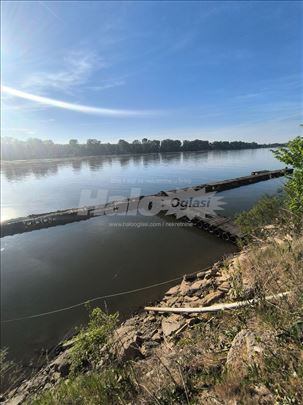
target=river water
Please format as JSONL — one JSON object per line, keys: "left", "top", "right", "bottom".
{"left": 1, "top": 149, "right": 286, "bottom": 365}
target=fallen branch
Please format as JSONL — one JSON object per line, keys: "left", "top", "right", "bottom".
{"left": 145, "top": 291, "right": 291, "bottom": 314}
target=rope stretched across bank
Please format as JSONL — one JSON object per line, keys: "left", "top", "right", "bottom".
{"left": 1, "top": 266, "right": 212, "bottom": 323}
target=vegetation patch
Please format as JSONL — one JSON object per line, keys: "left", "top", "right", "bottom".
{"left": 68, "top": 307, "right": 119, "bottom": 375}
{"left": 29, "top": 368, "right": 137, "bottom": 405}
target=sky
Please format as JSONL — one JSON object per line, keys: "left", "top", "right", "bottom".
{"left": 1, "top": 1, "right": 302, "bottom": 143}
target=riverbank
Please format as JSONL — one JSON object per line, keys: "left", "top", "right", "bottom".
{"left": 4, "top": 229, "right": 302, "bottom": 404}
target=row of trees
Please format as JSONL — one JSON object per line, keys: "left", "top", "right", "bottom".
{"left": 1, "top": 137, "right": 285, "bottom": 161}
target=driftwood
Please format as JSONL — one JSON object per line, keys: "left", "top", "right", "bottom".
{"left": 144, "top": 291, "right": 291, "bottom": 314}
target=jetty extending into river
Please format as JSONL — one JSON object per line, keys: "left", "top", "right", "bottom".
{"left": 1, "top": 168, "right": 292, "bottom": 242}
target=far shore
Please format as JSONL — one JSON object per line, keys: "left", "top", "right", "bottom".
{"left": 0, "top": 146, "right": 276, "bottom": 166}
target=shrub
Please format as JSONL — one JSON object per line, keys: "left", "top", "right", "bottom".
{"left": 68, "top": 307, "right": 119, "bottom": 375}
{"left": 0, "top": 349, "right": 24, "bottom": 394}
{"left": 29, "top": 308, "right": 137, "bottom": 404}
{"left": 273, "top": 136, "right": 303, "bottom": 231}
{"left": 235, "top": 194, "right": 286, "bottom": 237}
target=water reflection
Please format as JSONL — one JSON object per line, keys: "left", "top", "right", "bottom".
{"left": 160, "top": 152, "right": 182, "bottom": 164}
{"left": 132, "top": 155, "right": 143, "bottom": 166}
{"left": 118, "top": 155, "right": 133, "bottom": 167}
{"left": 0, "top": 149, "right": 267, "bottom": 183}
{"left": 211, "top": 149, "right": 258, "bottom": 161}
{"left": 2, "top": 153, "right": 182, "bottom": 182}
{"left": 142, "top": 153, "right": 161, "bottom": 166}
{"left": 87, "top": 157, "right": 105, "bottom": 172}
{"left": 183, "top": 151, "right": 209, "bottom": 163}
{"left": 71, "top": 160, "right": 83, "bottom": 172}
{"left": 1, "top": 156, "right": 109, "bottom": 182}
{"left": 2, "top": 161, "right": 62, "bottom": 182}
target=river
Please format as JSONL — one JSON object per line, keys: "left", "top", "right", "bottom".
{"left": 1, "top": 148, "right": 286, "bottom": 365}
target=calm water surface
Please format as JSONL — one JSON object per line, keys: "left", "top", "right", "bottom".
{"left": 1, "top": 149, "right": 286, "bottom": 364}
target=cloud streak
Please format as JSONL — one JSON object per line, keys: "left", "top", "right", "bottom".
{"left": 38, "top": 1, "right": 64, "bottom": 23}
{"left": 23, "top": 51, "right": 105, "bottom": 94}
{"left": 88, "top": 79, "right": 126, "bottom": 91}
{"left": 1, "top": 85, "right": 156, "bottom": 117}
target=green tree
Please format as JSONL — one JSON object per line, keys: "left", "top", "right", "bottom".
{"left": 160, "top": 139, "right": 181, "bottom": 152}
{"left": 117, "top": 139, "right": 130, "bottom": 154}
{"left": 86, "top": 139, "right": 100, "bottom": 146}
{"left": 273, "top": 136, "right": 303, "bottom": 228}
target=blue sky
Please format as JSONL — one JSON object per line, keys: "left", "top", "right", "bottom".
{"left": 1, "top": 1, "right": 302, "bottom": 143}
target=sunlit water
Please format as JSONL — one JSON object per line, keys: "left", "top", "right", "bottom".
{"left": 1, "top": 149, "right": 286, "bottom": 365}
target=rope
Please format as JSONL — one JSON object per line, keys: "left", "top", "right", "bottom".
{"left": 1, "top": 266, "right": 212, "bottom": 323}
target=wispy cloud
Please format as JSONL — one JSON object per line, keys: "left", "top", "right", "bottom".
{"left": 1, "top": 128, "right": 37, "bottom": 135}
{"left": 88, "top": 79, "right": 126, "bottom": 92}
{"left": 38, "top": 1, "right": 64, "bottom": 23}
{"left": 1, "top": 85, "right": 157, "bottom": 117}
{"left": 23, "top": 51, "right": 105, "bottom": 94}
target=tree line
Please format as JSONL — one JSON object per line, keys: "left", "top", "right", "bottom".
{"left": 1, "top": 137, "right": 285, "bottom": 161}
